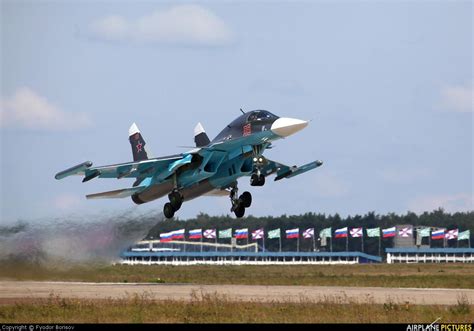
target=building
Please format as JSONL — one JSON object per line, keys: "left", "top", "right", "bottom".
{"left": 121, "top": 240, "right": 382, "bottom": 265}
{"left": 386, "top": 248, "right": 474, "bottom": 263}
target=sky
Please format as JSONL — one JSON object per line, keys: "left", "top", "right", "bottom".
{"left": 1, "top": 0, "right": 472, "bottom": 224}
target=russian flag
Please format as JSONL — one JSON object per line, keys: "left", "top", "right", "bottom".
{"left": 382, "top": 227, "right": 396, "bottom": 238}
{"left": 171, "top": 229, "right": 185, "bottom": 240}
{"left": 335, "top": 227, "right": 348, "bottom": 238}
{"left": 286, "top": 228, "right": 299, "bottom": 239}
{"left": 432, "top": 229, "right": 445, "bottom": 240}
{"left": 160, "top": 231, "right": 174, "bottom": 242}
{"left": 235, "top": 228, "right": 248, "bottom": 239}
{"left": 188, "top": 229, "right": 202, "bottom": 239}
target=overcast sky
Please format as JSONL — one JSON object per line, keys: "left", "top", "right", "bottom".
{"left": 1, "top": 1, "right": 472, "bottom": 223}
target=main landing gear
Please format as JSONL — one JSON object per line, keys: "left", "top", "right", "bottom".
{"left": 163, "top": 191, "right": 183, "bottom": 219}
{"left": 230, "top": 186, "right": 252, "bottom": 218}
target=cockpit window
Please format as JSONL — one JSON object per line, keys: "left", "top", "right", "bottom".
{"left": 247, "top": 110, "right": 277, "bottom": 122}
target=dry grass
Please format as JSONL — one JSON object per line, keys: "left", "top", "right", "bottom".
{"left": 1, "top": 262, "right": 474, "bottom": 288}
{"left": 0, "top": 292, "right": 472, "bottom": 323}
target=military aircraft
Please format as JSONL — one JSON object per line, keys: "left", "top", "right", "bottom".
{"left": 55, "top": 110, "right": 323, "bottom": 218}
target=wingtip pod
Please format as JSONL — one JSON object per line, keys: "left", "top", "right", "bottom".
{"left": 55, "top": 161, "right": 93, "bottom": 180}
{"left": 129, "top": 122, "right": 140, "bottom": 137}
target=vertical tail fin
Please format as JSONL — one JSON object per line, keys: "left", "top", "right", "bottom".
{"left": 129, "top": 123, "right": 149, "bottom": 161}
{"left": 194, "top": 122, "right": 210, "bottom": 147}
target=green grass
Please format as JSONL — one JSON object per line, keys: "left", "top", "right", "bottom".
{"left": 1, "top": 262, "right": 474, "bottom": 288}
{"left": 0, "top": 292, "right": 472, "bottom": 323}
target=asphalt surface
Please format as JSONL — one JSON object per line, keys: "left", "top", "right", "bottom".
{"left": 1, "top": 281, "right": 472, "bottom": 305}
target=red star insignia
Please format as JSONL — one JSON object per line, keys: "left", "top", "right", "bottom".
{"left": 136, "top": 141, "right": 143, "bottom": 152}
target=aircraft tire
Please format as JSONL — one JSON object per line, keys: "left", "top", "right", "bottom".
{"left": 250, "top": 174, "right": 260, "bottom": 186}
{"left": 240, "top": 191, "right": 252, "bottom": 208}
{"left": 163, "top": 202, "right": 175, "bottom": 219}
{"left": 234, "top": 206, "right": 245, "bottom": 218}
{"left": 169, "top": 192, "right": 182, "bottom": 210}
{"left": 258, "top": 175, "right": 265, "bottom": 186}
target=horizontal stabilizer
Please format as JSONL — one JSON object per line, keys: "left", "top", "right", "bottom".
{"left": 86, "top": 186, "right": 145, "bottom": 199}
{"left": 275, "top": 160, "right": 323, "bottom": 181}
{"left": 55, "top": 161, "right": 93, "bottom": 180}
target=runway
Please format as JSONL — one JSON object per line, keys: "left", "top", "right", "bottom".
{"left": 0, "top": 281, "right": 472, "bottom": 305}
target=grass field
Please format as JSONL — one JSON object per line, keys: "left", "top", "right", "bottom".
{"left": 0, "top": 292, "right": 472, "bottom": 323}
{"left": 1, "top": 262, "right": 474, "bottom": 288}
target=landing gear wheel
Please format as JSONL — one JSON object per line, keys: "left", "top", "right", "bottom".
{"left": 251, "top": 174, "right": 265, "bottom": 186}
{"left": 163, "top": 202, "right": 175, "bottom": 219}
{"left": 250, "top": 174, "right": 260, "bottom": 186}
{"left": 234, "top": 206, "right": 245, "bottom": 218}
{"left": 240, "top": 191, "right": 252, "bottom": 208}
{"left": 168, "top": 192, "right": 182, "bottom": 210}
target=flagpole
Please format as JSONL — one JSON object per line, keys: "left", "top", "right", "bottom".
{"left": 297, "top": 235, "right": 300, "bottom": 252}
{"left": 378, "top": 235, "right": 381, "bottom": 257}
{"left": 279, "top": 236, "right": 282, "bottom": 252}
{"left": 361, "top": 232, "right": 364, "bottom": 253}
{"left": 313, "top": 235, "right": 316, "bottom": 252}
{"left": 346, "top": 235, "right": 348, "bottom": 252}
{"left": 330, "top": 236, "right": 333, "bottom": 252}
{"left": 200, "top": 235, "right": 203, "bottom": 252}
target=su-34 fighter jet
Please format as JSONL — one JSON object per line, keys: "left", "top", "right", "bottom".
{"left": 55, "top": 110, "right": 323, "bottom": 219}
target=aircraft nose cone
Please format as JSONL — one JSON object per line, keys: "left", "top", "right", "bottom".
{"left": 271, "top": 117, "right": 308, "bottom": 137}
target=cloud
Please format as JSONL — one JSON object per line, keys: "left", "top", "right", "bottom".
{"left": 409, "top": 193, "right": 473, "bottom": 214}
{"left": 0, "top": 87, "right": 91, "bottom": 131}
{"left": 89, "top": 5, "right": 233, "bottom": 46}
{"left": 440, "top": 84, "right": 473, "bottom": 112}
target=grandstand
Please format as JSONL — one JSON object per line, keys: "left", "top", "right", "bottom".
{"left": 120, "top": 240, "right": 382, "bottom": 265}
{"left": 386, "top": 248, "right": 474, "bottom": 263}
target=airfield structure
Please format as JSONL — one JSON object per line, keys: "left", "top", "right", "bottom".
{"left": 121, "top": 240, "right": 382, "bottom": 265}
{"left": 385, "top": 248, "right": 474, "bottom": 263}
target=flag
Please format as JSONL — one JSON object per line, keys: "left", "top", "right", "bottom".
{"left": 382, "top": 227, "right": 396, "bottom": 238}
{"left": 188, "top": 229, "right": 202, "bottom": 239}
{"left": 286, "top": 228, "right": 299, "bottom": 239}
{"left": 335, "top": 227, "right": 348, "bottom": 238}
{"left": 303, "top": 228, "right": 314, "bottom": 239}
{"left": 350, "top": 228, "right": 363, "bottom": 238}
{"left": 398, "top": 227, "right": 413, "bottom": 238}
{"left": 417, "top": 227, "right": 431, "bottom": 238}
{"left": 445, "top": 229, "right": 458, "bottom": 240}
{"left": 235, "top": 228, "right": 248, "bottom": 239}
{"left": 458, "top": 230, "right": 470, "bottom": 241}
{"left": 252, "top": 228, "right": 264, "bottom": 240}
{"left": 171, "top": 229, "right": 185, "bottom": 240}
{"left": 160, "top": 229, "right": 185, "bottom": 242}
{"left": 219, "top": 228, "right": 232, "bottom": 239}
{"left": 366, "top": 228, "right": 380, "bottom": 237}
{"left": 203, "top": 229, "right": 216, "bottom": 239}
{"left": 431, "top": 229, "right": 445, "bottom": 240}
{"left": 319, "top": 227, "right": 332, "bottom": 238}
{"left": 159, "top": 231, "right": 174, "bottom": 242}
{"left": 267, "top": 229, "right": 281, "bottom": 239}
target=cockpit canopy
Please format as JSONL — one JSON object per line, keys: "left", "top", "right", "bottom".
{"left": 246, "top": 110, "right": 278, "bottom": 123}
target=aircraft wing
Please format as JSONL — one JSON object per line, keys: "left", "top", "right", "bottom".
{"left": 261, "top": 158, "right": 323, "bottom": 181}
{"left": 54, "top": 155, "right": 184, "bottom": 181}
